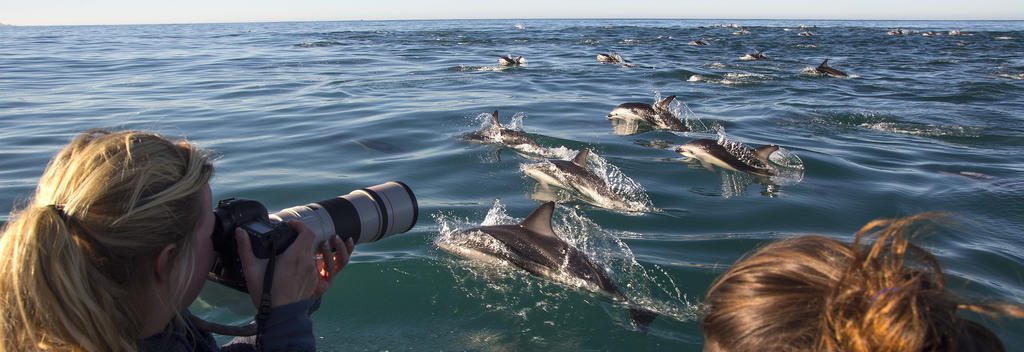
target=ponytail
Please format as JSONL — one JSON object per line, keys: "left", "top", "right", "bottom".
{"left": 0, "top": 130, "right": 214, "bottom": 351}
{"left": 1, "top": 205, "right": 138, "bottom": 351}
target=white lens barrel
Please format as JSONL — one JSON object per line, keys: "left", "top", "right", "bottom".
{"left": 269, "top": 203, "right": 337, "bottom": 244}
{"left": 364, "top": 181, "right": 417, "bottom": 239}
{"left": 268, "top": 181, "right": 417, "bottom": 245}
{"left": 342, "top": 190, "right": 386, "bottom": 244}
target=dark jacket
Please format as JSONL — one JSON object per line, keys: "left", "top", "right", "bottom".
{"left": 138, "top": 299, "right": 316, "bottom": 352}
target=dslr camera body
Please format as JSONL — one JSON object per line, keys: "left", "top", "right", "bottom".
{"left": 208, "top": 181, "right": 417, "bottom": 292}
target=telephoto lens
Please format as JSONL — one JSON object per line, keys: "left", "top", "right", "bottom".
{"left": 208, "top": 181, "right": 417, "bottom": 292}
{"left": 269, "top": 181, "right": 418, "bottom": 245}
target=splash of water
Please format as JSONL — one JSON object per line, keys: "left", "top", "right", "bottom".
{"left": 707, "top": 128, "right": 806, "bottom": 193}
{"left": 432, "top": 201, "right": 699, "bottom": 326}
{"left": 520, "top": 150, "right": 655, "bottom": 213}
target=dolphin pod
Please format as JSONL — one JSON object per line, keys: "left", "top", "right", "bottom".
{"left": 449, "top": 25, "right": 823, "bottom": 332}
{"left": 435, "top": 201, "right": 659, "bottom": 333}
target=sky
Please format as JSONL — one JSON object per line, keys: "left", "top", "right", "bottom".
{"left": 2, "top": 0, "right": 1022, "bottom": 26}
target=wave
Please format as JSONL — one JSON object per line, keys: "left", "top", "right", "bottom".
{"left": 810, "top": 111, "right": 985, "bottom": 139}
{"left": 295, "top": 41, "right": 342, "bottom": 47}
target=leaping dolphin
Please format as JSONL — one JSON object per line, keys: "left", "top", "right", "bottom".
{"left": 596, "top": 53, "right": 625, "bottom": 64}
{"left": 607, "top": 95, "right": 689, "bottom": 132}
{"left": 435, "top": 202, "right": 658, "bottom": 332}
{"left": 740, "top": 49, "right": 769, "bottom": 60}
{"left": 462, "top": 110, "right": 540, "bottom": 148}
{"left": 675, "top": 139, "right": 779, "bottom": 176}
{"left": 498, "top": 55, "right": 525, "bottom": 66}
{"left": 815, "top": 59, "right": 849, "bottom": 78}
{"left": 522, "top": 148, "right": 631, "bottom": 210}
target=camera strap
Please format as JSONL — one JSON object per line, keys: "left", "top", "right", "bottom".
{"left": 255, "top": 241, "right": 277, "bottom": 351}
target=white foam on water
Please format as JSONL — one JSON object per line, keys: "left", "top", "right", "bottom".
{"left": 432, "top": 201, "right": 700, "bottom": 327}
{"left": 519, "top": 150, "right": 656, "bottom": 213}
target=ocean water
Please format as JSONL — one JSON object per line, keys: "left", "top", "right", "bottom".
{"left": 2, "top": 19, "right": 1023, "bottom": 350}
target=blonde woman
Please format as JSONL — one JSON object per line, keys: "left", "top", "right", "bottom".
{"left": 701, "top": 214, "right": 1023, "bottom": 352}
{"left": 0, "top": 130, "right": 354, "bottom": 351}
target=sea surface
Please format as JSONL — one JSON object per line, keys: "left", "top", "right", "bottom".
{"left": 2, "top": 19, "right": 1023, "bottom": 350}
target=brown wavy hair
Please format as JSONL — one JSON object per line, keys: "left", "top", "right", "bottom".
{"left": 701, "top": 214, "right": 1024, "bottom": 352}
{"left": 0, "top": 130, "right": 214, "bottom": 351}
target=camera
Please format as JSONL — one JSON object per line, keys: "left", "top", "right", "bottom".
{"left": 207, "top": 181, "right": 418, "bottom": 292}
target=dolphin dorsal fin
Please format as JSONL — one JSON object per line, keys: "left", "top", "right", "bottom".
{"left": 754, "top": 145, "right": 779, "bottom": 162}
{"left": 572, "top": 148, "right": 590, "bottom": 167}
{"left": 819, "top": 59, "right": 829, "bottom": 68}
{"left": 656, "top": 95, "right": 676, "bottom": 110}
{"left": 520, "top": 202, "right": 557, "bottom": 237}
{"left": 490, "top": 110, "right": 502, "bottom": 128}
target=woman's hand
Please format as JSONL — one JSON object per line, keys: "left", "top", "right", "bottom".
{"left": 235, "top": 220, "right": 319, "bottom": 307}
{"left": 312, "top": 235, "right": 355, "bottom": 299}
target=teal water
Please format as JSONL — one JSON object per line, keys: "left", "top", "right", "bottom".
{"left": 2, "top": 19, "right": 1023, "bottom": 350}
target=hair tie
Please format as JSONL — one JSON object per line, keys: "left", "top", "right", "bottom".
{"left": 47, "top": 204, "right": 69, "bottom": 222}
{"left": 46, "top": 204, "right": 113, "bottom": 263}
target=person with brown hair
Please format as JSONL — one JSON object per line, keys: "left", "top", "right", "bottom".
{"left": 701, "top": 214, "right": 1024, "bottom": 352}
{"left": 0, "top": 130, "right": 354, "bottom": 351}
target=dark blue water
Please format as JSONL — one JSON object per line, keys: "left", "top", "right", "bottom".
{"left": 2, "top": 19, "right": 1023, "bottom": 350}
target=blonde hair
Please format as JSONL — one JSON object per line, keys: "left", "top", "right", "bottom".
{"left": 0, "top": 130, "right": 214, "bottom": 351}
{"left": 701, "top": 214, "right": 1024, "bottom": 352}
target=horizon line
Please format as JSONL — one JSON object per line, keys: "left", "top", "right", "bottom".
{"left": 3, "top": 17, "right": 1022, "bottom": 27}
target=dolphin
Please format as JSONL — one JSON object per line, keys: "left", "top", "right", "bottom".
{"left": 462, "top": 110, "right": 540, "bottom": 148}
{"left": 435, "top": 201, "right": 658, "bottom": 332}
{"left": 607, "top": 95, "right": 689, "bottom": 132}
{"left": 596, "top": 53, "right": 625, "bottom": 64}
{"left": 498, "top": 55, "right": 525, "bottom": 66}
{"left": 688, "top": 38, "right": 709, "bottom": 46}
{"left": 815, "top": 59, "right": 849, "bottom": 78}
{"left": 740, "top": 49, "right": 769, "bottom": 60}
{"left": 675, "top": 139, "right": 779, "bottom": 176}
{"left": 522, "top": 148, "right": 631, "bottom": 210}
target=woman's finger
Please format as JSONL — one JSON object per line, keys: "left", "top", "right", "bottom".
{"left": 321, "top": 239, "right": 336, "bottom": 279}
{"left": 234, "top": 228, "right": 265, "bottom": 306}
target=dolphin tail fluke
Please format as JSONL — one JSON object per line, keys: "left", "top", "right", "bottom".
{"left": 628, "top": 306, "right": 658, "bottom": 334}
